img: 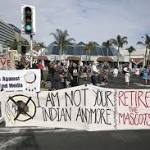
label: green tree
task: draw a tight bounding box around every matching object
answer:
[137,34,150,66]
[84,42,96,64]
[126,46,135,61]
[102,40,112,56]
[34,42,46,49]
[10,39,18,50]
[21,40,30,54]
[6,39,29,54]
[50,29,75,60]
[5,39,19,50]
[110,35,128,68]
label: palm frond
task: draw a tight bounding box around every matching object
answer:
[67,38,75,42]
[109,39,118,46]
[126,46,136,54]
[137,41,144,45]
[102,40,112,48]
[49,29,75,55]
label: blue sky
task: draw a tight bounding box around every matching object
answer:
[0,0,150,46]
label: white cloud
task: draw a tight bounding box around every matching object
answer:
[0,0,150,46]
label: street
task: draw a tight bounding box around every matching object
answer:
[1,72,150,150]
[79,73,150,89]
[0,128,150,150]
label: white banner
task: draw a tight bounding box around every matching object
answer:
[87,85,116,130]
[0,69,41,92]
[1,85,150,131]
[116,89,150,129]
[1,85,115,131]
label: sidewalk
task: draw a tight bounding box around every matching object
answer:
[133,83,150,87]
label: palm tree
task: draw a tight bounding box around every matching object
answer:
[10,39,18,50]
[102,40,112,56]
[33,42,46,52]
[20,39,30,54]
[36,42,46,48]
[126,46,135,61]
[7,38,29,54]
[137,34,150,66]
[5,39,18,50]
[110,35,128,68]
[50,29,75,60]
[84,42,96,64]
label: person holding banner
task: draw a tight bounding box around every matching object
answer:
[113,67,119,78]
[19,56,30,69]
[36,60,44,80]
[142,66,149,85]
[52,64,62,90]
[123,65,130,87]
[47,63,55,90]
[68,63,79,87]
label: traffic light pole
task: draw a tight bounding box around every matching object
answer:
[22,5,36,68]
[30,34,33,68]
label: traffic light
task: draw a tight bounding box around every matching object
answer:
[21,5,35,34]
[24,6,33,34]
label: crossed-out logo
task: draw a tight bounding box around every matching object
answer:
[5,94,36,123]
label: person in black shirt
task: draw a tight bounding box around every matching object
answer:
[68,63,79,87]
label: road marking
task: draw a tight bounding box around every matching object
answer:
[32,128,78,133]
[0,136,26,150]
[134,83,150,87]
[0,127,80,134]
[0,128,21,134]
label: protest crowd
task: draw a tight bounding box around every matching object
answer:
[14,55,150,90]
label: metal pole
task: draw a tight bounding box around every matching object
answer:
[30,34,33,68]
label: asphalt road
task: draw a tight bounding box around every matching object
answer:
[1,73,150,150]
[42,72,150,90]
[0,128,150,150]
[79,73,150,89]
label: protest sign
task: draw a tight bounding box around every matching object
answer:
[2,85,150,131]
[0,53,15,70]
[87,85,116,130]
[1,85,116,131]
[0,69,41,92]
[116,89,150,129]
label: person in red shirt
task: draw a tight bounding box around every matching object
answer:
[36,60,44,80]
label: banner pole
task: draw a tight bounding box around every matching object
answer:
[114,89,117,130]
[30,34,33,68]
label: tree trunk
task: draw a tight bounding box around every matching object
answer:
[89,50,91,62]
[117,47,120,69]
[59,46,63,61]
[107,48,108,56]
[144,47,148,67]
[129,53,131,62]
[86,50,88,65]
[129,53,132,69]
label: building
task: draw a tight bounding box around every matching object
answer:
[0,20,15,48]
[9,24,21,43]
[44,42,118,63]
[43,42,147,68]
[0,20,31,54]
[120,47,145,67]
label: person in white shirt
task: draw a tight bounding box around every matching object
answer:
[113,67,119,78]
[135,68,140,76]
[123,66,130,86]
